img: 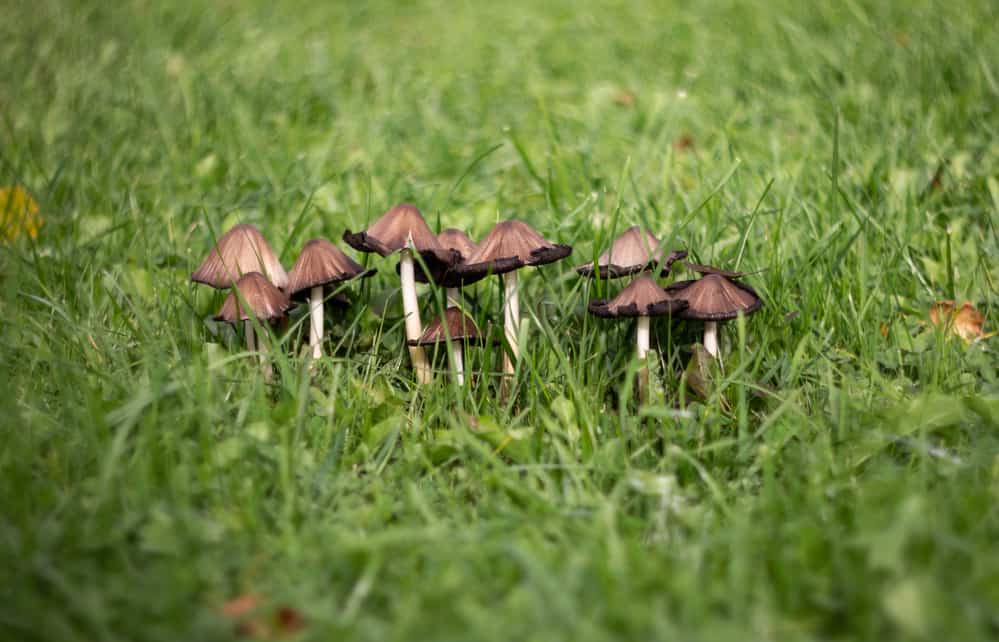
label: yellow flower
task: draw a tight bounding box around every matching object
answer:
[0,186,42,242]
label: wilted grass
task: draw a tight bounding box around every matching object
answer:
[1,0,998,640]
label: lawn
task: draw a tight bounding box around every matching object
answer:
[2,0,998,640]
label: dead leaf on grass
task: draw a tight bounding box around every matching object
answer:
[929,300,993,342]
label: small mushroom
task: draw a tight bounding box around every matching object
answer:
[215,272,293,381]
[191,224,289,290]
[435,228,481,303]
[396,227,482,302]
[665,273,763,358]
[576,226,687,278]
[343,204,460,384]
[408,306,483,385]
[286,238,374,359]
[454,220,572,377]
[588,275,688,401]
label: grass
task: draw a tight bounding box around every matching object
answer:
[2,0,998,639]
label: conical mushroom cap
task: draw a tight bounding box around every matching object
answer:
[683,262,747,279]
[191,224,289,289]
[665,274,762,321]
[455,220,572,279]
[588,275,688,318]
[214,272,293,323]
[408,306,483,346]
[398,227,483,287]
[286,238,374,296]
[342,203,459,273]
[437,228,478,260]
[576,226,687,278]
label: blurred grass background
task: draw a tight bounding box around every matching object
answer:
[1,0,998,640]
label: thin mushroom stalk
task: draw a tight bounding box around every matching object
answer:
[450,340,465,386]
[309,285,324,360]
[242,319,273,382]
[502,271,520,377]
[636,316,651,401]
[244,320,256,353]
[257,335,273,382]
[399,247,432,384]
[703,321,719,358]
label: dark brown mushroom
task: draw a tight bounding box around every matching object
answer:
[395,227,486,291]
[407,306,483,385]
[343,204,460,384]
[286,238,374,359]
[191,224,289,290]
[588,275,687,402]
[665,274,763,357]
[453,220,572,376]
[576,226,687,278]
[215,272,292,380]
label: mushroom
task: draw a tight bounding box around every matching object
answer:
[408,306,483,385]
[215,272,293,381]
[396,227,483,304]
[286,238,375,359]
[576,226,687,279]
[588,275,688,400]
[191,223,289,290]
[435,228,481,304]
[343,204,460,384]
[453,220,572,377]
[665,273,763,358]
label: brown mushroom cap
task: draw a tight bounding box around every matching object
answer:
[683,262,747,279]
[664,274,763,321]
[436,228,478,260]
[286,238,374,297]
[454,220,572,279]
[191,224,289,290]
[214,272,293,323]
[342,204,459,275]
[407,306,484,346]
[588,275,689,318]
[576,226,688,278]
[397,227,486,287]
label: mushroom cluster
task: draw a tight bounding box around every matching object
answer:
[580,227,762,400]
[191,223,372,379]
[189,211,764,401]
[191,205,575,388]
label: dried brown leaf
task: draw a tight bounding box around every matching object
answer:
[929,300,992,342]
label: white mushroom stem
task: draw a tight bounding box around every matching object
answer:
[244,320,256,352]
[309,285,324,360]
[450,341,465,386]
[637,315,650,402]
[703,321,720,358]
[636,316,650,360]
[446,287,461,307]
[259,341,273,383]
[400,248,431,384]
[502,271,520,377]
[244,320,272,382]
